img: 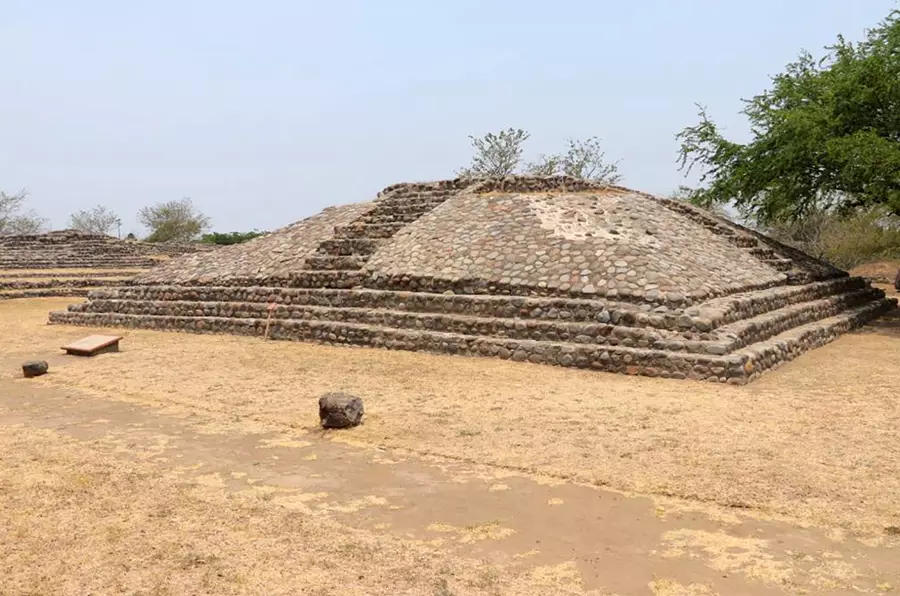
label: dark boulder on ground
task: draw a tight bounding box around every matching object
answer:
[318,392,364,428]
[22,360,49,378]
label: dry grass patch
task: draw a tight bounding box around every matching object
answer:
[4,298,900,535]
[0,424,606,596]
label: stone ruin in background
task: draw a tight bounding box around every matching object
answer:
[0,229,213,300]
[49,176,897,383]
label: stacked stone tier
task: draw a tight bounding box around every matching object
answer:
[0,230,207,269]
[50,275,894,383]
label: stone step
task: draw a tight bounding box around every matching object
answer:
[286,270,367,288]
[731,236,758,248]
[380,190,457,200]
[710,287,885,353]
[735,298,897,382]
[316,238,381,256]
[48,295,895,383]
[0,270,142,278]
[748,247,779,260]
[80,286,672,328]
[371,196,449,209]
[1,287,94,300]
[71,298,700,351]
[359,212,425,225]
[84,276,874,335]
[304,255,370,271]
[0,260,156,269]
[697,276,868,327]
[68,286,888,357]
[47,310,746,382]
[0,278,132,290]
[132,270,368,290]
[762,258,794,272]
[333,223,406,239]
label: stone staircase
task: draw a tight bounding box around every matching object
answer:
[304,183,463,271]
[656,198,840,284]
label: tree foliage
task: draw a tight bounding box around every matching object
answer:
[527,137,622,183]
[458,128,531,178]
[138,197,210,243]
[459,129,621,183]
[69,205,121,235]
[200,230,267,245]
[0,189,46,235]
[677,9,900,224]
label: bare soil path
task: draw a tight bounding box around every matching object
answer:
[2,297,900,595]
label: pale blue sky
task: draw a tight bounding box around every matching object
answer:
[2,1,896,236]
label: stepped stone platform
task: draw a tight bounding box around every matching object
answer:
[48,177,896,383]
[0,230,213,299]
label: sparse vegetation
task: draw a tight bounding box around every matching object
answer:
[69,205,121,236]
[459,128,621,183]
[766,207,900,269]
[0,189,46,235]
[139,197,211,243]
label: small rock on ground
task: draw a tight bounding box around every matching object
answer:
[22,360,49,378]
[319,392,364,428]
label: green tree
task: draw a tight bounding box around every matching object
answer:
[69,205,121,235]
[138,197,210,243]
[0,189,46,235]
[677,9,900,224]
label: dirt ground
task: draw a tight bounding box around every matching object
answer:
[850,261,900,284]
[2,296,900,595]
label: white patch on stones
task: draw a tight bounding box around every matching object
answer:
[528,193,660,247]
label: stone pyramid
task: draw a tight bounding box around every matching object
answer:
[0,230,213,300]
[49,176,896,383]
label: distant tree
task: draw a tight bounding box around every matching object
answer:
[125,232,136,240]
[0,189,46,235]
[138,197,211,243]
[458,128,531,178]
[677,9,900,224]
[69,205,121,235]
[525,137,621,184]
[200,230,267,245]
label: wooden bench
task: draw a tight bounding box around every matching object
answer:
[61,334,122,356]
